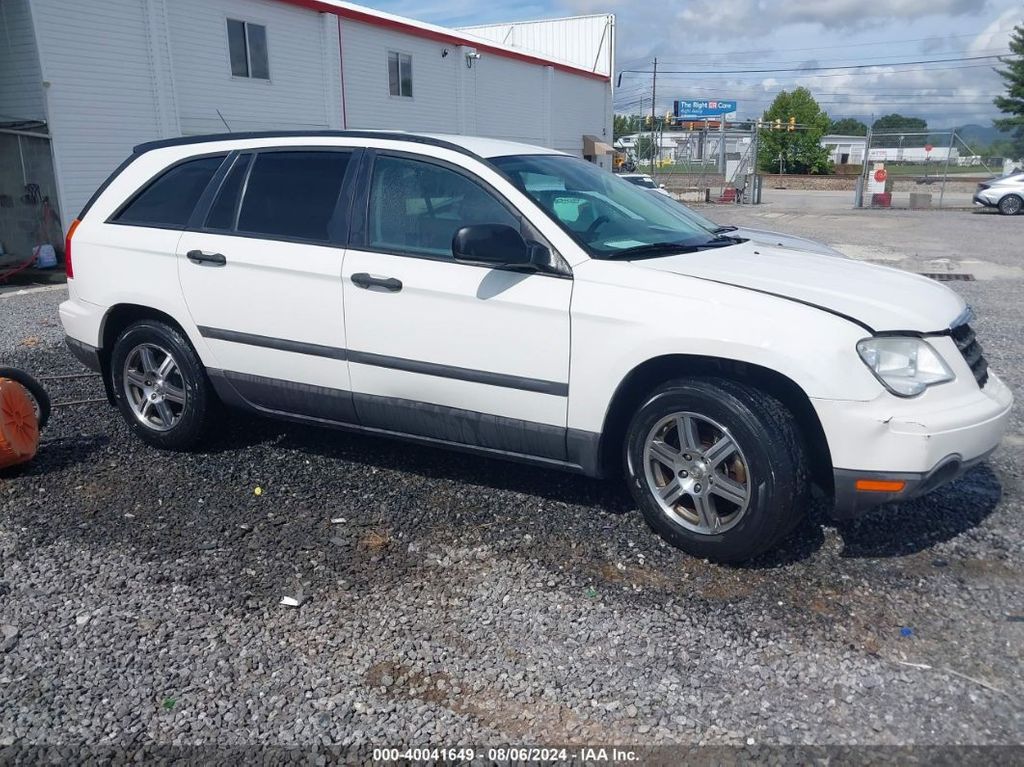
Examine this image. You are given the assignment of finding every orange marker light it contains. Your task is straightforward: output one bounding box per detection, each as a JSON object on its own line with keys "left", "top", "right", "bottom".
{"left": 855, "top": 479, "right": 907, "bottom": 493}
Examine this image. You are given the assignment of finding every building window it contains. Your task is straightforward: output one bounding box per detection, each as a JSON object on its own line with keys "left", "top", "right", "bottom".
{"left": 388, "top": 51, "right": 413, "bottom": 98}
{"left": 228, "top": 19, "right": 269, "bottom": 79}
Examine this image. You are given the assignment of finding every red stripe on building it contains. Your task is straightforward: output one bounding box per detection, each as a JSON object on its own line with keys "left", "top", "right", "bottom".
{"left": 278, "top": 0, "right": 610, "bottom": 82}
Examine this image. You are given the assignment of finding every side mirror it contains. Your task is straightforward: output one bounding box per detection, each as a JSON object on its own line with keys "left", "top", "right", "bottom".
{"left": 452, "top": 224, "right": 547, "bottom": 270}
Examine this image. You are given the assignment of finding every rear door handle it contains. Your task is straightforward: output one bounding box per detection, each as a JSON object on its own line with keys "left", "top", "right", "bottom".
{"left": 186, "top": 250, "right": 227, "bottom": 266}
{"left": 351, "top": 272, "right": 402, "bottom": 292}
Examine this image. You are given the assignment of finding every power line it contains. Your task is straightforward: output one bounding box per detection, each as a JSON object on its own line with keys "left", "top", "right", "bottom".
{"left": 653, "top": 46, "right": 1012, "bottom": 69}
{"left": 617, "top": 53, "right": 1014, "bottom": 77}
{"left": 650, "top": 62, "right": 1009, "bottom": 80}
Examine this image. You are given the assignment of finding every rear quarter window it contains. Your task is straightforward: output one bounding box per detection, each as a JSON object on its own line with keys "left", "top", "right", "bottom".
{"left": 113, "top": 155, "right": 226, "bottom": 228}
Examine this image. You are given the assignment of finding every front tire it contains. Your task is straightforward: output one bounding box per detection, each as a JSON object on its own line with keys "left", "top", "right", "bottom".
{"left": 998, "top": 194, "right": 1022, "bottom": 215}
{"left": 110, "top": 320, "right": 215, "bottom": 450}
{"left": 624, "top": 377, "right": 808, "bottom": 563}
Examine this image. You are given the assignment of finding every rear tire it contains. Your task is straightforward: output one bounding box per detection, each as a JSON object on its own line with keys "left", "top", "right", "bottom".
{"left": 624, "top": 377, "right": 809, "bottom": 563}
{"left": 110, "top": 320, "right": 215, "bottom": 450}
{"left": 998, "top": 194, "right": 1022, "bottom": 215}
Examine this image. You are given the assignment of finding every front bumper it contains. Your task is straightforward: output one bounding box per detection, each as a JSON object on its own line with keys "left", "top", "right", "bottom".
{"left": 831, "top": 449, "right": 994, "bottom": 520}
{"left": 973, "top": 189, "right": 1002, "bottom": 207}
{"left": 814, "top": 369, "right": 1013, "bottom": 520}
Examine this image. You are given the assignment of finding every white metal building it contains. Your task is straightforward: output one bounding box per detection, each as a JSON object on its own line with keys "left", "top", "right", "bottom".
{"left": 821, "top": 135, "right": 867, "bottom": 166}
{"left": 0, "top": 0, "right": 614, "bottom": 254}
{"left": 613, "top": 133, "right": 678, "bottom": 164}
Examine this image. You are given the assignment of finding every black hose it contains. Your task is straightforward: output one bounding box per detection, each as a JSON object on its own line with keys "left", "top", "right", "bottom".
{"left": 0, "top": 367, "right": 51, "bottom": 431}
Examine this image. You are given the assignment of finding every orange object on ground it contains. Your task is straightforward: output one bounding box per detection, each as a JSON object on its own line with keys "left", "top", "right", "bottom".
{"left": 0, "top": 378, "right": 40, "bottom": 468}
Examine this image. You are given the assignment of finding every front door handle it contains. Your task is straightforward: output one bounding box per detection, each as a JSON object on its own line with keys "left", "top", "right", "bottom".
{"left": 187, "top": 250, "right": 227, "bottom": 266}
{"left": 351, "top": 272, "right": 402, "bottom": 292}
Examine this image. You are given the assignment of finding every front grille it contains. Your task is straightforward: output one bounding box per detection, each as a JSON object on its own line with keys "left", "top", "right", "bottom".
{"left": 951, "top": 323, "right": 988, "bottom": 388}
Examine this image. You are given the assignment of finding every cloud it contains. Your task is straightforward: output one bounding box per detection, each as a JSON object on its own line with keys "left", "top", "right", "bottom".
{"left": 595, "top": 0, "right": 1020, "bottom": 126}
{"left": 967, "top": 6, "right": 1019, "bottom": 53}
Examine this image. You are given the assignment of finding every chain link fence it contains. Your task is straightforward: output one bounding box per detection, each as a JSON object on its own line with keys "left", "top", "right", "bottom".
{"left": 854, "top": 129, "right": 1005, "bottom": 210}
{"left": 624, "top": 122, "right": 761, "bottom": 205}
{"left": 617, "top": 125, "right": 1012, "bottom": 212}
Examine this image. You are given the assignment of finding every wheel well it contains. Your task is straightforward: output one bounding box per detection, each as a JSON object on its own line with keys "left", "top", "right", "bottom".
{"left": 97, "top": 304, "right": 190, "bottom": 401}
{"left": 597, "top": 355, "right": 833, "bottom": 495}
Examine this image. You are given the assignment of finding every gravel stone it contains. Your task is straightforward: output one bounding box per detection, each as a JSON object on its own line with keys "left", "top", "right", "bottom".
{"left": 1, "top": 210, "right": 1022, "bottom": 747}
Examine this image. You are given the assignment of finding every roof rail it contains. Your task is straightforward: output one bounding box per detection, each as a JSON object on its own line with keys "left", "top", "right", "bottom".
{"left": 132, "top": 130, "right": 480, "bottom": 159}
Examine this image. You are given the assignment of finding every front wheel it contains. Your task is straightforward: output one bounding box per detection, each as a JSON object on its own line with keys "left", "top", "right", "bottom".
{"left": 110, "top": 320, "right": 216, "bottom": 450}
{"left": 998, "top": 194, "right": 1022, "bottom": 215}
{"left": 624, "top": 377, "right": 809, "bottom": 563}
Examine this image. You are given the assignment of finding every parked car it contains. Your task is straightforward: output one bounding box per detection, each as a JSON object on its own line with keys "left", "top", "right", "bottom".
{"left": 61, "top": 132, "right": 1012, "bottom": 562}
{"left": 973, "top": 172, "right": 1024, "bottom": 215}
{"left": 641, "top": 186, "right": 848, "bottom": 258}
{"left": 619, "top": 173, "right": 672, "bottom": 196}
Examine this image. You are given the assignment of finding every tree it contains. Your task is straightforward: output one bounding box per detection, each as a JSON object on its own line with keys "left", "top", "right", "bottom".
{"left": 633, "top": 135, "right": 659, "bottom": 166}
{"left": 993, "top": 22, "right": 1024, "bottom": 158}
{"left": 613, "top": 114, "right": 643, "bottom": 141}
{"left": 871, "top": 114, "right": 928, "bottom": 147}
{"left": 829, "top": 117, "right": 867, "bottom": 136}
{"left": 758, "top": 87, "right": 832, "bottom": 174}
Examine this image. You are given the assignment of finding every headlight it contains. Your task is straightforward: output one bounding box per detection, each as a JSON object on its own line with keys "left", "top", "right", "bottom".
{"left": 856, "top": 337, "right": 954, "bottom": 397}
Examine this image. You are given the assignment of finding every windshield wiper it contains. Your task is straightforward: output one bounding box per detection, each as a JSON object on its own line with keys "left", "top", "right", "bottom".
{"left": 603, "top": 238, "right": 737, "bottom": 260}
{"left": 713, "top": 225, "right": 739, "bottom": 233}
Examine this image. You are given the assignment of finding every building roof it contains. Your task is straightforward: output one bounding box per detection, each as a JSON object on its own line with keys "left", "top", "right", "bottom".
{"left": 458, "top": 14, "right": 614, "bottom": 78}
{"left": 276, "top": 0, "right": 610, "bottom": 82}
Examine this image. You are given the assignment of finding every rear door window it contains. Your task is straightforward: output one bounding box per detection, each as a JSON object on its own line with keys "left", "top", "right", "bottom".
{"left": 114, "top": 155, "right": 225, "bottom": 228}
{"left": 236, "top": 151, "right": 352, "bottom": 242}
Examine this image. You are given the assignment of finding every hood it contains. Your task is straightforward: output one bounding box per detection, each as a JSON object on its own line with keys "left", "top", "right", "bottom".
{"left": 632, "top": 240, "right": 965, "bottom": 332}
{"left": 732, "top": 227, "right": 846, "bottom": 259}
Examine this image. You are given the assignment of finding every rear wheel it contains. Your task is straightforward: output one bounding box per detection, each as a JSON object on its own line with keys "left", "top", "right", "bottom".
{"left": 110, "top": 320, "right": 215, "bottom": 450}
{"left": 998, "top": 194, "right": 1022, "bottom": 215}
{"left": 624, "top": 377, "right": 808, "bottom": 563}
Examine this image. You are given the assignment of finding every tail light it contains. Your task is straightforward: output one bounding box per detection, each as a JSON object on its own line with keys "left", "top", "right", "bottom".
{"left": 64, "top": 218, "right": 81, "bottom": 279}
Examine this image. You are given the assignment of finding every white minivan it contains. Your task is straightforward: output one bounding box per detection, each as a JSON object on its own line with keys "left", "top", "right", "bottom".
{"left": 60, "top": 131, "right": 1013, "bottom": 562}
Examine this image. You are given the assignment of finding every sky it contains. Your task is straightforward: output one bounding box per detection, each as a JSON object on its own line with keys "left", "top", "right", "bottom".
{"left": 365, "top": 0, "right": 1023, "bottom": 131}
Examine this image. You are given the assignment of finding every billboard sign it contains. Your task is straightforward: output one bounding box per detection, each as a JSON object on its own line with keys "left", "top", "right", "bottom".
{"left": 674, "top": 99, "right": 737, "bottom": 119}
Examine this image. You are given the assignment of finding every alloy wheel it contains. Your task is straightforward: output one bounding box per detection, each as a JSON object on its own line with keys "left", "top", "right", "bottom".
{"left": 642, "top": 411, "right": 752, "bottom": 535}
{"left": 122, "top": 343, "right": 187, "bottom": 432}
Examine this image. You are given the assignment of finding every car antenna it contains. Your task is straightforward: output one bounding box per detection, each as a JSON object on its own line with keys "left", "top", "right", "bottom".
{"left": 216, "top": 109, "right": 232, "bottom": 132}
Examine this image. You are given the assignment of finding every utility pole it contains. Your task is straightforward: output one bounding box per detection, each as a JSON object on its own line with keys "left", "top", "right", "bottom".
{"left": 650, "top": 57, "right": 658, "bottom": 176}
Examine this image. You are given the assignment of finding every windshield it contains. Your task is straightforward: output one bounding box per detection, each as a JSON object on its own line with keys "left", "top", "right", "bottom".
{"left": 641, "top": 191, "right": 721, "bottom": 231}
{"left": 491, "top": 154, "right": 726, "bottom": 258}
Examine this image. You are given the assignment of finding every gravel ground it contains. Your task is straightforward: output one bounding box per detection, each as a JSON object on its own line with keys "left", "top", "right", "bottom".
{"left": 1, "top": 213, "right": 1022, "bottom": 751}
